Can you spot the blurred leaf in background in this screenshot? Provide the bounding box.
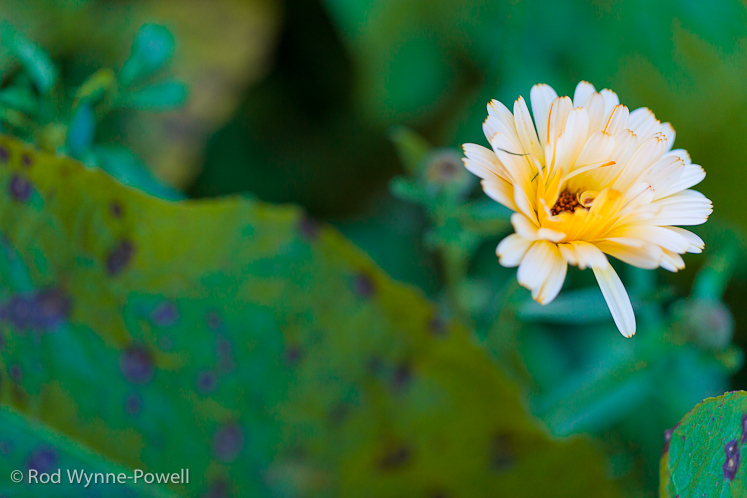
[0,135,619,497]
[0,0,282,188]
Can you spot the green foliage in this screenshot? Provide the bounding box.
[119,24,176,87]
[0,22,183,199]
[0,135,618,497]
[660,391,747,497]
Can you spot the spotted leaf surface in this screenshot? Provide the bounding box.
[660,391,747,497]
[0,136,618,497]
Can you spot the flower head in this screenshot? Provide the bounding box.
[463,81,712,337]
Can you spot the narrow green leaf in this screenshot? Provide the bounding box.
[119,24,176,86]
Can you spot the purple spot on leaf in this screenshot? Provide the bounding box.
[32,289,71,329]
[206,312,222,331]
[741,414,747,444]
[378,445,411,470]
[0,146,9,163]
[120,345,154,384]
[110,201,123,218]
[203,479,231,498]
[151,302,179,327]
[724,439,740,481]
[125,393,142,415]
[429,316,447,336]
[298,215,320,240]
[392,363,412,391]
[197,371,218,394]
[9,364,21,382]
[21,152,32,168]
[491,433,516,471]
[353,273,376,298]
[213,424,244,462]
[26,447,57,473]
[9,174,32,202]
[106,240,135,276]
[285,346,302,365]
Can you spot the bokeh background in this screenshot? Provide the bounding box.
[2,0,747,496]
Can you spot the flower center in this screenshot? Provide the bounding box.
[550,190,583,216]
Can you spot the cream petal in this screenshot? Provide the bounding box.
[536,253,568,305]
[530,84,559,150]
[513,96,544,162]
[488,99,516,128]
[576,131,616,166]
[599,89,620,121]
[595,238,663,269]
[661,122,676,151]
[516,241,567,304]
[643,156,684,195]
[510,212,539,239]
[497,234,533,267]
[648,190,713,226]
[481,178,518,211]
[592,265,636,337]
[547,97,574,152]
[666,227,705,253]
[612,136,666,192]
[559,241,609,270]
[656,163,705,199]
[608,225,691,253]
[585,93,607,133]
[660,249,685,272]
[603,105,630,136]
[537,228,566,242]
[665,148,691,165]
[574,81,597,108]
[554,107,590,173]
[462,143,510,181]
[628,108,661,142]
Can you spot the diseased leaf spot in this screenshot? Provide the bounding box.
[378,445,411,470]
[9,174,32,202]
[429,315,447,337]
[197,371,218,394]
[106,240,135,276]
[298,215,320,241]
[285,346,302,365]
[26,447,57,473]
[8,364,21,382]
[392,362,412,391]
[120,345,154,384]
[490,433,517,471]
[723,438,740,481]
[5,288,73,332]
[0,146,9,163]
[151,302,179,327]
[741,414,747,444]
[110,201,124,218]
[352,273,376,298]
[21,152,32,168]
[327,403,349,425]
[125,393,142,416]
[213,424,244,463]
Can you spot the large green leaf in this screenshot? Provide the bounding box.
[660,391,747,497]
[0,135,617,496]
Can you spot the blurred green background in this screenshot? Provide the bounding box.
[2,0,747,496]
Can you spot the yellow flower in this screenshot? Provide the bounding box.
[462,81,712,337]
